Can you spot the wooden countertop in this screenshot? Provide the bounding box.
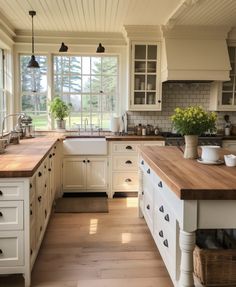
[139,146,236,200]
[105,135,164,141]
[0,137,58,178]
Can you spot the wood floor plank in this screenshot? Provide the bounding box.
[0,198,173,287]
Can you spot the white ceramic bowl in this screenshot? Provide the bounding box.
[201,145,220,162]
[224,154,236,167]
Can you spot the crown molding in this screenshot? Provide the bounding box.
[123,25,162,41]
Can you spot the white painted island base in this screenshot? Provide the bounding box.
[139,156,236,287]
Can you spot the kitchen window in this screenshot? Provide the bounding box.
[20,55,48,130]
[53,55,118,130]
[0,49,6,131]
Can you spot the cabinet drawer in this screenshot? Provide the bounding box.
[0,201,23,230]
[112,155,138,171]
[112,172,138,191]
[112,143,139,153]
[0,181,25,200]
[0,231,24,267]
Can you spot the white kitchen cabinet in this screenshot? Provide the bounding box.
[63,156,108,193]
[0,141,59,287]
[109,140,164,197]
[209,47,236,111]
[129,42,162,111]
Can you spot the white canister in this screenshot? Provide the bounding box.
[110,116,120,133]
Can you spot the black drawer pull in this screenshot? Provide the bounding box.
[141,160,144,165]
[38,196,42,202]
[48,168,51,172]
[159,230,163,238]
[45,184,47,188]
[164,214,170,222]
[31,249,33,255]
[125,160,132,164]
[125,178,132,182]
[147,169,151,174]
[0,190,2,195]
[141,191,144,195]
[0,249,3,254]
[38,172,42,177]
[146,204,150,210]
[30,183,32,189]
[163,239,169,248]
[30,210,33,215]
[126,145,132,150]
[159,205,164,213]
[53,153,55,156]
[158,181,162,188]
[44,165,47,169]
[0,212,3,217]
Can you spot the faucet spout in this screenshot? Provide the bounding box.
[1,112,26,139]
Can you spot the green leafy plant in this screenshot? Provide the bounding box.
[49,97,72,120]
[171,106,217,135]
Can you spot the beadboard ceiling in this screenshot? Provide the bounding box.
[0,0,236,37]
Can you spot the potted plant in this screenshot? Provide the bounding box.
[49,97,72,130]
[171,106,217,159]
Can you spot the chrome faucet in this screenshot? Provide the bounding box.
[1,113,26,140]
[84,118,88,132]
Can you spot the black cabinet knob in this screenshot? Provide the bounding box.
[30,183,32,189]
[158,100,161,103]
[0,249,3,254]
[163,239,168,248]
[141,160,144,165]
[159,230,163,238]
[164,214,170,222]
[0,190,2,195]
[0,212,3,217]
[49,154,52,158]
[83,160,86,163]
[158,181,162,188]
[146,204,150,210]
[87,160,90,163]
[48,168,51,172]
[52,153,55,156]
[38,196,42,202]
[125,160,132,164]
[126,145,132,150]
[30,210,33,215]
[141,191,144,195]
[159,205,164,213]
[147,169,150,174]
[38,172,42,177]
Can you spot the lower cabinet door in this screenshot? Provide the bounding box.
[86,158,108,190]
[0,231,24,266]
[112,172,139,191]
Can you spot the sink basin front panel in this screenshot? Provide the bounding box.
[63,138,107,155]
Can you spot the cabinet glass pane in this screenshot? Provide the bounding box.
[134,75,145,90]
[134,92,145,104]
[147,75,156,90]
[222,92,233,105]
[147,62,156,73]
[148,45,157,60]
[135,61,146,73]
[135,45,146,59]
[147,92,156,105]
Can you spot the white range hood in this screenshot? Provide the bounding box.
[161,26,231,82]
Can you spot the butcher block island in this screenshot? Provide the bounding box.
[0,137,61,287]
[138,146,236,287]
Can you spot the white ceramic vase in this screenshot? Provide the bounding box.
[184,135,198,159]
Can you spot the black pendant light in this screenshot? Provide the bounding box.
[59,42,68,52]
[96,43,105,53]
[27,10,40,68]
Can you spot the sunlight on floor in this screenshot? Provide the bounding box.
[89,218,98,235]
[121,232,131,244]
[126,197,138,208]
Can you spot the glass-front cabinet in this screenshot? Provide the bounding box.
[129,42,162,111]
[210,46,236,111]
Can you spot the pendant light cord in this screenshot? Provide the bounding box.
[31,13,34,54]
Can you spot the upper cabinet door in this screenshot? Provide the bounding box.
[129,42,162,111]
[210,47,236,111]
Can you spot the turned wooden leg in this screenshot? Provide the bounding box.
[179,230,195,287]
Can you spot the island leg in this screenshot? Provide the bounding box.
[179,230,195,287]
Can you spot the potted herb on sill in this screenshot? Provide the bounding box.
[49,97,72,130]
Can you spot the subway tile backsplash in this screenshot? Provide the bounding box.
[127,82,236,133]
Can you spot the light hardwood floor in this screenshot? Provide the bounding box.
[0,198,173,287]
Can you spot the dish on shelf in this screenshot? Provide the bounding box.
[197,158,224,165]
